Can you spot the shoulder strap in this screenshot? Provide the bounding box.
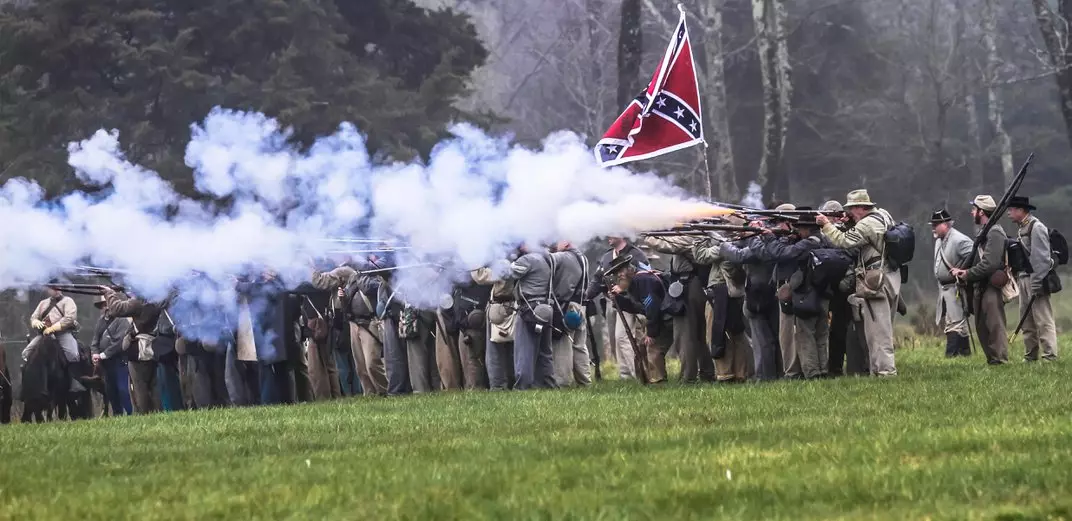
[570,251,589,302]
[39,299,60,323]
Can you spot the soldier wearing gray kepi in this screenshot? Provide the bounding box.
[816,190,901,377]
[931,208,973,358]
[549,241,592,387]
[1006,196,1058,362]
[950,195,1010,365]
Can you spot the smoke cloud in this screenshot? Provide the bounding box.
[0,107,717,336]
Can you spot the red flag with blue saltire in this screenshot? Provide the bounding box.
[595,9,703,167]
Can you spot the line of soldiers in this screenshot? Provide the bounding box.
[2,189,1060,423]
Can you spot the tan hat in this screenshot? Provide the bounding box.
[971,195,997,212]
[844,189,876,208]
[820,200,843,213]
[774,203,796,212]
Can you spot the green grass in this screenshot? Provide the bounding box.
[2,345,1072,520]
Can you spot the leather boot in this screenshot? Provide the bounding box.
[945,333,959,358]
[957,334,972,357]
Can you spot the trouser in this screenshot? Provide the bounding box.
[307,338,343,400]
[259,361,295,405]
[187,350,228,409]
[459,327,488,390]
[707,285,751,381]
[434,311,464,390]
[335,347,361,396]
[860,269,901,376]
[382,318,412,396]
[101,356,133,416]
[349,321,388,396]
[552,312,592,387]
[680,278,714,382]
[513,319,556,390]
[0,377,9,424]
[601,298,618,364]
[288,335,313,404]
[406,317,439,393]
[940,293,970,358]
[828,296,849,375]
[611,307,638,379]
[225,342,261,406]
[788,304,830,379]
[974,285,1009,364]
[486,323,515,391]
[128,359,160,414]
[746,303,781,380]
[632,316,672,384]
[158,356,184,412]
[845,315,871,375]
[22,332,79,364]
[1018,282,1058,361]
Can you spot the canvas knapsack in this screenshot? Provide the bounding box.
[808,248,855,292]
[1050,229,1069,265]
[866,213,916,269]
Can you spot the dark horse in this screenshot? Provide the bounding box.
[19,335,70,423]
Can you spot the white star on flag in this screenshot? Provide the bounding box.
[607,145,619,154]
[674,107,685,119]
[656,97,667,108]
[689,120,698,132]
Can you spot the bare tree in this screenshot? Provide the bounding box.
[696,0,739,200]
[1031,0,1072,151]
[752,0,792,202]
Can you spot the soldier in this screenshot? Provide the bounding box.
[1007,196,1058,361]
[642,234,714,383]
[586,237,649,380]
[549,240,592,387]
[931,208,973,357]
[505,244,557,390]
[23,281,80,364]
[718,204,796,380]
[89,295,133,415]
[950,195,1010,365]
[604,255,673,383]
[692,234,754,383]
[472,259,518,391]
[310,262,389,396]
[820,200,864,376]
[816,190,901,377]
[101,286,168,413]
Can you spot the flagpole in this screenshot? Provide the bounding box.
[701,142,714,199]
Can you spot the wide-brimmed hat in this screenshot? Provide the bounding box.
[794,206,819,227]
[844,189,876,208]
[929,208,954,225]
[93,295,107,308]
[604,254,635,277]
[45,278,63,290]
[971,195,997,212]
[1007,196,1036,211]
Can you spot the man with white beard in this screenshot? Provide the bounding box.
[930,208,973,358]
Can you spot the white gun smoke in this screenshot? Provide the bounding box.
[740,181,765,210]
[0,108,725,337]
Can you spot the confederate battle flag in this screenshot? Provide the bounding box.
[595,9,703,167]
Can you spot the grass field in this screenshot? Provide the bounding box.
[1,344,1071,520]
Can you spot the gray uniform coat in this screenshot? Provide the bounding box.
[933,227,973,326]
